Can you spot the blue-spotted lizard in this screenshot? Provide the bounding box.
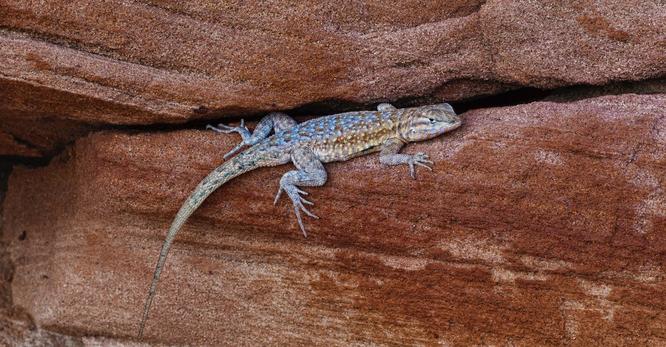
[138,102,462,337]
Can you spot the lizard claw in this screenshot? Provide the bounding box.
[408,152,433,179]
[222,143,245,160]
[276,185,318,237]
[207,120,252,160]
[274,187,283,205]
[207,119,249,134]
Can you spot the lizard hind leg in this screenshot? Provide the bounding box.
[274,147,327,237]
[207,112,298,160]
[207,119,252,159]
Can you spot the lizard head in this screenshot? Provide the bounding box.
[398,103,461,142]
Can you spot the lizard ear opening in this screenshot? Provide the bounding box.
[377,103,397,112]
[435,103,455,114]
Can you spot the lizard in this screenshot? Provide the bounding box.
[137,102,462,338]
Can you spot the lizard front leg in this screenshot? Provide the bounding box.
[208,112,298,159]
[379,138,433,179]
[274,147,327,237]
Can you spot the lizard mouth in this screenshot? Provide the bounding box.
[444,118,462,131]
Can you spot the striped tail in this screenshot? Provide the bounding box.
[138,153,257,338]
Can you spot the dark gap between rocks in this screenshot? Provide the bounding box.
[111,86,554,133]
[0,86,553,169]
[0,79,662,169]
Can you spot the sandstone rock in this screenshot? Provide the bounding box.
[1,0,664,155]
[4,94,665,345]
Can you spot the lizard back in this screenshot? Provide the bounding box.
[264,110,400,162]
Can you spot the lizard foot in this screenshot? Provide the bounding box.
[206,120,252,159]
[408,152,433,179]
[274,185,318,237]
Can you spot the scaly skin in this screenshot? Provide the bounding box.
[138,103,462,338]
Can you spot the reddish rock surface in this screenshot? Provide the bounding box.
[3,94,665,345]
[1,0,665,155]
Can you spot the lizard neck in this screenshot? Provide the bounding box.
[395,109,414,143]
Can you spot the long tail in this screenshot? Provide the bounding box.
[138,153,257,338]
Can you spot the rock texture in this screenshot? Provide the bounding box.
[4,94,665,345]
[1,0,665,155]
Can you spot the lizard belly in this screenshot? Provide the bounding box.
[311,141,381,163]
